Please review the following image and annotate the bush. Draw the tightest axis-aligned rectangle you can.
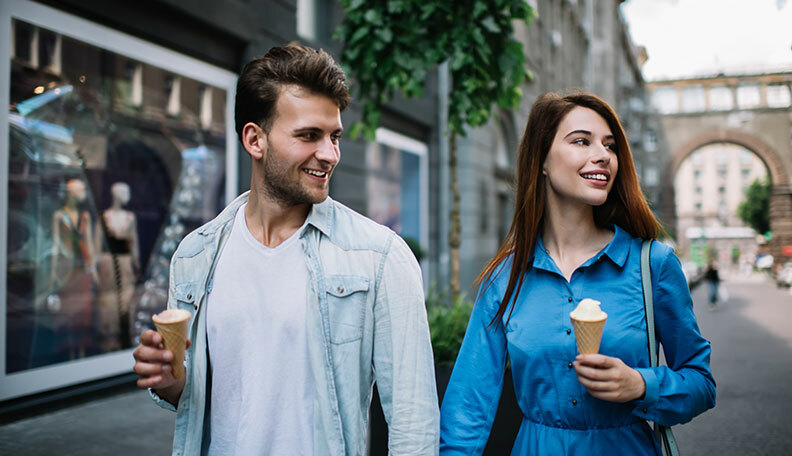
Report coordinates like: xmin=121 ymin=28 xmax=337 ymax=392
xmin=426 ymin=287 xmax=473 ymax=368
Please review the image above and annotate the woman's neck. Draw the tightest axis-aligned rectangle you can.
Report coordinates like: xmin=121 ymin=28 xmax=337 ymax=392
xmin=541 ymin=199 xmax=612 ymax=280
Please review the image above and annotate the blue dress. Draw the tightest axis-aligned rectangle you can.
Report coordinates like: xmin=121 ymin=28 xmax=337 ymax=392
xmin=439 ymin=226 xmax=716 ymax=455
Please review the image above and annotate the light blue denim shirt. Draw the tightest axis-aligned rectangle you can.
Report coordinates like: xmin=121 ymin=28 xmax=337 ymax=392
xmin=150 ymin=192 xmax=440 ymax=456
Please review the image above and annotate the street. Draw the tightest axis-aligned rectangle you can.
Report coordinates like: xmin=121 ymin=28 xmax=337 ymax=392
xmin=674 ymin=274 xmax=792 ymax=455
xmin=1 ymin=274 xmax=790 ymax=455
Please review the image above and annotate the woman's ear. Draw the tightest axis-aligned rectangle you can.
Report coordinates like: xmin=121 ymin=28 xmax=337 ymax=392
xmin=241 ymin=122 xmax=267 ymax=160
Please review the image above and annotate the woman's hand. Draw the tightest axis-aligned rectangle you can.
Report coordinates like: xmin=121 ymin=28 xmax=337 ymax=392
xmin=573 ymin=354 xmax=646 ymax=403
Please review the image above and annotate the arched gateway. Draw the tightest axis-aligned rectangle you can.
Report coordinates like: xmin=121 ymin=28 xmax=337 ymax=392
xmin=650 ymin=70 xmax=792 ymax=272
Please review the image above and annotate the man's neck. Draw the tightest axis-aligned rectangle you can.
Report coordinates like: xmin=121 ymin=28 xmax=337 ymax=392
xmin=244 ymin=188 xmax=311 ymax=248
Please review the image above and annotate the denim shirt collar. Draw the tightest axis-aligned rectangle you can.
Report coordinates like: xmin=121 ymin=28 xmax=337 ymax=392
xmin=196 ymin=191 xmax=334 ymax=239
xmin=532 ymin=224 xmax=632 ymax=272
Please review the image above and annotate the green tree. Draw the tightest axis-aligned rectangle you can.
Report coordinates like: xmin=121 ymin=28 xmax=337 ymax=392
xmin=738 ymin=177 xmax=771 ymax=235
xmin=336 ymin=0 xmax=534 ymax=298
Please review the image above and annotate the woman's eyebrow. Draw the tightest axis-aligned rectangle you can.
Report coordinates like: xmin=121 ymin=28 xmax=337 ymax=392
xmin=564 ymin=129 xmax=591 ymax=139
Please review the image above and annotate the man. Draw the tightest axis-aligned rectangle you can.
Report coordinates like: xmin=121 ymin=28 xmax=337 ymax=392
xmin=132 ymin=44 xmax=439 ymax=455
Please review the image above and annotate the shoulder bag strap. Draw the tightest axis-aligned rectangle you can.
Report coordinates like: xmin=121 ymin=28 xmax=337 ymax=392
xmin=641 ymin=239 xmax=681 ymax=456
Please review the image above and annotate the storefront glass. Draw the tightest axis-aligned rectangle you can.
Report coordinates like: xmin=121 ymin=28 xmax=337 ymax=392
xmin=366 ymin=128 xmax=428 ymax=257
xmin=1 ymin=1 xmax=237 ymax=400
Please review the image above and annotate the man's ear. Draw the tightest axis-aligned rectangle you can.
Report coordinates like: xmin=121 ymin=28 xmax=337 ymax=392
xmin=241 ymin=122 xmax=267 ymax=160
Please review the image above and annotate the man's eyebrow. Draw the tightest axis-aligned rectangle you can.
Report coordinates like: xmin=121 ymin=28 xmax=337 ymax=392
xmin=293 ymin=127 xmax=344 ymax=134
xmin=564 ymin=129 xmax=591 ymax=139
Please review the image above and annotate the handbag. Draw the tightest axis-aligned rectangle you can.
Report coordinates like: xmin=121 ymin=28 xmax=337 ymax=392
xmin=640 ymin=239 xmax=681 ymax=456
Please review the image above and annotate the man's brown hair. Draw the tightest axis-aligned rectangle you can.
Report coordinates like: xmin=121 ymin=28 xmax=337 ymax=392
xmin=234 ymin=43 xmax=350 ymax=141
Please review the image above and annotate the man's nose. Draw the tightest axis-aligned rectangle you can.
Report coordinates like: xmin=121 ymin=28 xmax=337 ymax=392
xmin=315 ymin=136 xmax=340 ymax=164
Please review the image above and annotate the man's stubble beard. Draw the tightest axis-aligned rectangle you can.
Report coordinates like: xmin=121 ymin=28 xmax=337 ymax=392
xmin=260 ymin=138 xmax=329 ymax=207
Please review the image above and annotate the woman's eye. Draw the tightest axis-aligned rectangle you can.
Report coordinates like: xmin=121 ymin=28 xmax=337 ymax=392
xmin=572 ymin=138 xmax=588 ymax=145
xmin=604 ymin=143 xmax=616 ymax=151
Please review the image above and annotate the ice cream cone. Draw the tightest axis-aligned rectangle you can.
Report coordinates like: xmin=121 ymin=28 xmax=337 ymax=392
xmin=152 ymin=309 xmax=191 ymax=381
xmin=570 ymin=317 xmax=607 ymax=354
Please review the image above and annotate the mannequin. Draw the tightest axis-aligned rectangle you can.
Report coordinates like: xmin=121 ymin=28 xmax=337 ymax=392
xmin=50 ymin=178 xmax=96 ymax=360
xmin=95 ymin=182 xmax=140 ymax=351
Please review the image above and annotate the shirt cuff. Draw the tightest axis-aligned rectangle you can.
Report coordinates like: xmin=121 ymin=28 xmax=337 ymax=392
xmin=149 ymin=387 xmax=178 ymax=412
xmin=632 ymin=367 xmax=659 ymax=419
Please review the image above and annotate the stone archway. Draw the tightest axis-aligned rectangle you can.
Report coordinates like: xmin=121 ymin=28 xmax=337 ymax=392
xmin=668 ymin=128 xmax=792 ymax=271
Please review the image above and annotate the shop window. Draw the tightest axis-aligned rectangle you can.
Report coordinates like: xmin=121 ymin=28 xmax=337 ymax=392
xmin=2 ymin=2 xmax=237 ymax=401
xmin=365 ymin=129 xmax=427 ymax=257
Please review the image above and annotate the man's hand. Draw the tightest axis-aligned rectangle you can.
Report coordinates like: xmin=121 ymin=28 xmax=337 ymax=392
xmin=132 ymin=329 xmax=190 ymax=405
xmin=573 ymin=354 xmax=646 ymax=403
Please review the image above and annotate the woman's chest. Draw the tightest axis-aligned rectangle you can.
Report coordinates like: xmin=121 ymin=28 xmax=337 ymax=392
xmin=503 ymin=267 xmax=650 ymax=367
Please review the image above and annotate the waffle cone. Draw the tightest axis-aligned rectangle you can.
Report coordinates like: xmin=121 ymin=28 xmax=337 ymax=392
xmin=152 ymin=309 xmax=191 ymax=381
xmin=571 ymin=317 xmax=606 ymax=354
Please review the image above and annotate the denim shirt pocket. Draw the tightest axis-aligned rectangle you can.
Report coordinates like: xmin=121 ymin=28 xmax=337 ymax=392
xmin=325 ymin=275 xmax=370 ymax=345
xmin=174 ymin=282 xmax=198 ymax=311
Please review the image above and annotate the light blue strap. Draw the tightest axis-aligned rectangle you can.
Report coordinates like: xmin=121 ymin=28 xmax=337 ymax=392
xmin=641 ymin=239 xmax=681 ymax=456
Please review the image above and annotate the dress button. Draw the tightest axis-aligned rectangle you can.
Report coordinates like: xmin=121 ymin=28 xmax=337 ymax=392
xmin=567 ymin=362 xmax=573 ymax=368
xmin=566 ymin=329 xmax=571 ymax=335
xmin=572 ymin=399 xmax=578 ymax=405
xmin=568 ymin=297 xmax=573 ymax=302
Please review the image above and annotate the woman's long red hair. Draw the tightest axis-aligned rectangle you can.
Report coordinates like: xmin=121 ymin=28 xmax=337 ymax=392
xmin=475 ymin=92 xmax=662 ymax=327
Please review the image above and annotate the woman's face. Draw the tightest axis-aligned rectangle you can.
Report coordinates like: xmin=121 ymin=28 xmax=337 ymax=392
xmin=542 ymin=106 xmax=618 ymax=209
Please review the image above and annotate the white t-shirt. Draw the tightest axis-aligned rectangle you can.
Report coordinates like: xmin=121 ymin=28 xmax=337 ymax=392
xmin=206 ymin=203 xmax=313 ymax=455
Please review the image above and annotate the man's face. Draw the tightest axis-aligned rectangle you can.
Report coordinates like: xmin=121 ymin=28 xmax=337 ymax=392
xmin=259 ymin=85 xmax=342 ymax=206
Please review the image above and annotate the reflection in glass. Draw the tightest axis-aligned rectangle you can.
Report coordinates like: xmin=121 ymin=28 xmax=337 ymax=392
xmin=6 ymin=20 xmax=228 ymax=373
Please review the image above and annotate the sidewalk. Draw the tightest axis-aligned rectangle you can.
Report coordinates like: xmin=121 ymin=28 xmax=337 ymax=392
xmin=0 ymin=385 xmax=174 ymax=455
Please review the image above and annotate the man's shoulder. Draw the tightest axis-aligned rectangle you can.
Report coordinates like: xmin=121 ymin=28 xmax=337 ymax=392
xmin=323 ymin=199 xmax=397 ymax=253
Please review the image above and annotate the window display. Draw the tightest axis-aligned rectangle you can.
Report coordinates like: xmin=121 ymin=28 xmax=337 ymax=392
xmin=365 ymin=128 xmax=427 ymax=255
xmin=1 ymin=1 xmax=237 ymax=400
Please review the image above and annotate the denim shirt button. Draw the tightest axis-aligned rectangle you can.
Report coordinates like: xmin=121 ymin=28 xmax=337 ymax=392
xmin=337 ymin=286 xmax=344 ymax=293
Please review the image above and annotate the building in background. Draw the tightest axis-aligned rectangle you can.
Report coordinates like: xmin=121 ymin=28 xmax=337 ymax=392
xmin=647 ymin=70 xmax=792 ymax=271
xmin=675 ymin=143 xmax=768 ymax=269
xmin=453 ymin=0 xmax=671 ymax=290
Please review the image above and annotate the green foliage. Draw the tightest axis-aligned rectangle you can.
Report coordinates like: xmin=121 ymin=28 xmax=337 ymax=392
xmin=335 ymin=0 xmax=535 ymax=139
xmin=738 ymin=177 xmax=771 ymax=235
xmin=425 ymin=287 xmax=473 ymax=367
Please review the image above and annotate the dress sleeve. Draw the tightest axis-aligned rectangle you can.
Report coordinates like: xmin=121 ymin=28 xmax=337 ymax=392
xmin=439 ymin=272 xmax=509 ymax=455
xmin=632 ymin=247 xmax=716 ymax=426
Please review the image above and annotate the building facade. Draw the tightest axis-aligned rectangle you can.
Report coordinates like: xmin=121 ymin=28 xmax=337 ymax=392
xmin=454 ymin=0 xmax=671 ymax=290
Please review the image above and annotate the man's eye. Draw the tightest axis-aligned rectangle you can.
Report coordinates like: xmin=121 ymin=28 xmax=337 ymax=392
xmin=331 ymin=135 xmax=341 ymax=143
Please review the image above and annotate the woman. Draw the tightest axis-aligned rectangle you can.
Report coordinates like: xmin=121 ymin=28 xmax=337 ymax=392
xmin=439 ymin=92 xmax=715 ymax=455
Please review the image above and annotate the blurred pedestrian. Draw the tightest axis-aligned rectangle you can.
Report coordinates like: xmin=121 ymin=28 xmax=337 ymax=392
xmin=704 ymin=260 xmax=721 ymax=307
